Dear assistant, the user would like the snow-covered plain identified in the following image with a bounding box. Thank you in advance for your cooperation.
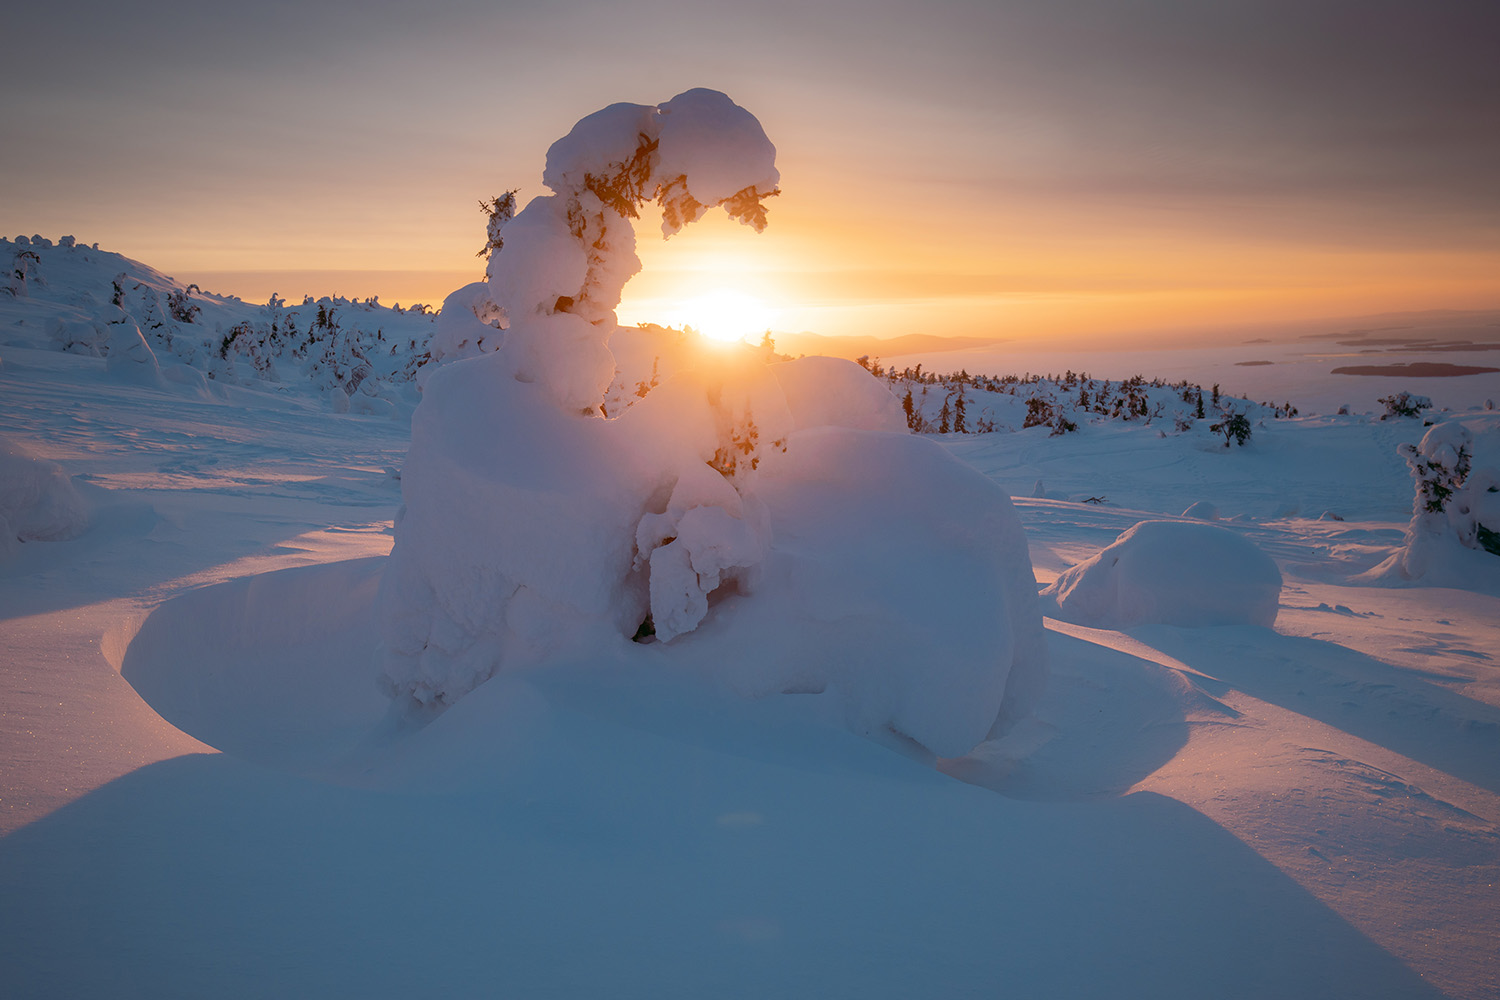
[4,242,1499,998]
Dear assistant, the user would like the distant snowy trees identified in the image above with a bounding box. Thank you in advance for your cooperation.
[5,248,41,298]
[1379,391,1433,420]
[852,357,1291,439]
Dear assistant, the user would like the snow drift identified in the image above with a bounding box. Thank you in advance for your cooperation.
[1042,520,1282,628]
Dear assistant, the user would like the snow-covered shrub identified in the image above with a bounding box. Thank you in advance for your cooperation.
[1379,391,1432,420]
[0,435,88,558]
[105,308,164,385]
[1041,520,1282,628]
[1383,421,1500,578]
[6,249,40,298]
[165,288,200,324]
[48,316,107,355]
[378,90,1046,758]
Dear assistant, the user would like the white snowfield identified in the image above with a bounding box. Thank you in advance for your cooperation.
[4,91,1500,996]
[4,259,1499,1000]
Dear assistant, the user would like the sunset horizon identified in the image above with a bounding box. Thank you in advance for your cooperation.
[7,1,1497,350]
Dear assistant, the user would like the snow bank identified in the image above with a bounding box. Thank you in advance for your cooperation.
[0,434,87,557]
[1042,520,1282,628]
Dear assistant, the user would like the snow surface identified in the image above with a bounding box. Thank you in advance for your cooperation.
[4,314,1500,995]
[4,219,1500,995]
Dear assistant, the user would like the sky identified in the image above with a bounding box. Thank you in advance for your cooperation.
[4,0,1498,346]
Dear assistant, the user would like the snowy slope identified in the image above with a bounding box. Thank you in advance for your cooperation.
[3,249,1500,997]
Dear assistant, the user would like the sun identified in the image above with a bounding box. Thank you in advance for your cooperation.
[675,288,776,344]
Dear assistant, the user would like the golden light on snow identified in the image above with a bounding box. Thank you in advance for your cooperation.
[670,288,777,344]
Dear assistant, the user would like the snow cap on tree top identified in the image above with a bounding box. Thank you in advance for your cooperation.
[655,88,780,206]
[540,88,779,228]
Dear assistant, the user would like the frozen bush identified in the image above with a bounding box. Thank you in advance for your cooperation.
[1379,392,1432,420]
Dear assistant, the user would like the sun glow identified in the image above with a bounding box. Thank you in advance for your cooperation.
[671,288,777,344]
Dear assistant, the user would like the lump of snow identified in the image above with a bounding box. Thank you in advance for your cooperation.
[422,281,505,377]
[1181,501,1218,520]
[770,356,905,433]
[1042,520,1282,628]
[0,435,87,557]
[48,317,106,356]
[693,426,1047,757]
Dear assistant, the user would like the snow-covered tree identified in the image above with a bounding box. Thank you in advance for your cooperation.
[1393,421,1500,576]
[1380,391,1433,420]
[376,90,1047,759]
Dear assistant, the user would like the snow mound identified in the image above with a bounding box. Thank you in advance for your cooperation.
[772,355,906,433]
[1182,500,1218,520]
[1042,520,1282,628]
[0,434,87,556]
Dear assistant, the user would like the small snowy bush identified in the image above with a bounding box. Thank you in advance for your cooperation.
[1379,391,1433,420]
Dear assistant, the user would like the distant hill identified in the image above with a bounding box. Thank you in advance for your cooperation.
[770,331,1005,361]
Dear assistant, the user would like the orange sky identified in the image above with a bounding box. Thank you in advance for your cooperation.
[6,1,1498,347]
